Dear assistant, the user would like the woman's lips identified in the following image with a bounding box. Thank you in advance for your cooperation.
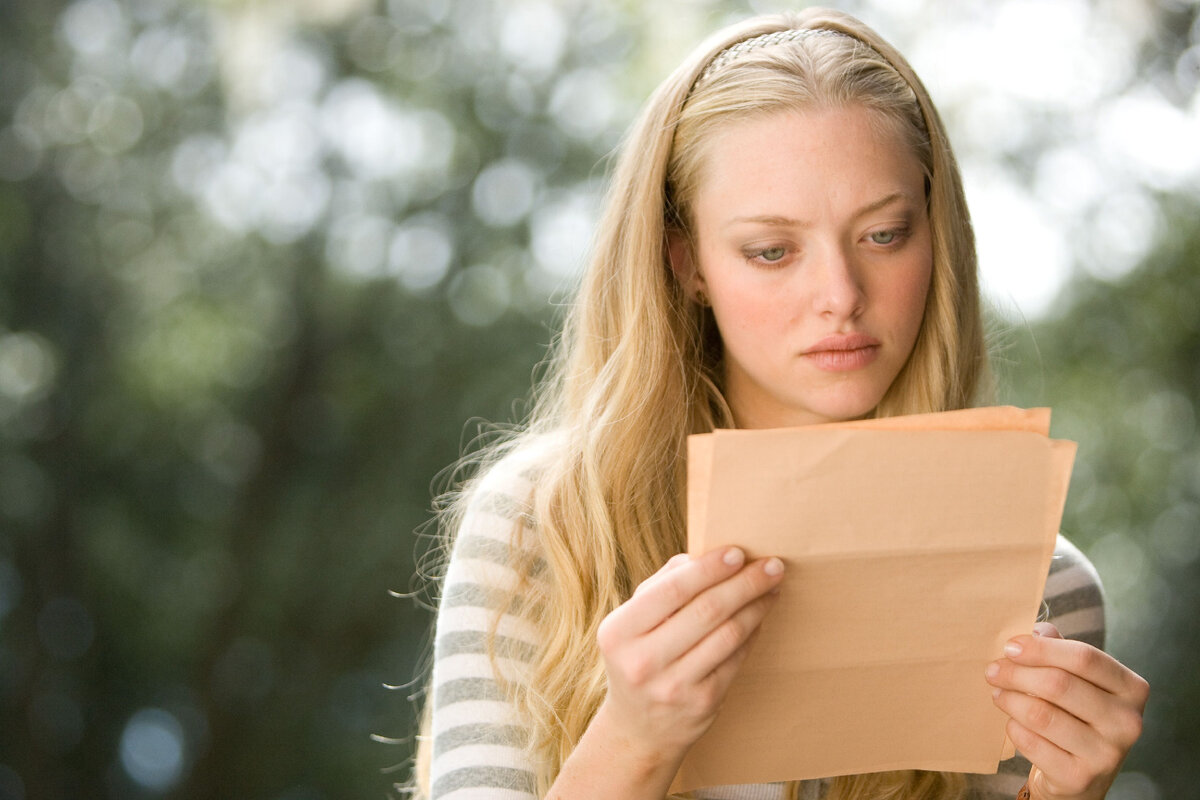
[801,334,881,371]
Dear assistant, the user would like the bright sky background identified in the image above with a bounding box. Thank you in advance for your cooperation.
[868,0,1200,319]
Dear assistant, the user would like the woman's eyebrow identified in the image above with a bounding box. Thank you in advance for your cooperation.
[723,213,806,229]
[722,191,913,229]
[854,191,910,218]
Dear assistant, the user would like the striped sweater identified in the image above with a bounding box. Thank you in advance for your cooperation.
[427,445,1106,800]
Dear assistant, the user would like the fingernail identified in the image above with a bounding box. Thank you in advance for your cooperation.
[1004,641,1022,657]
[992,687,1002,699]
[666,553,688,568]
[763,557,784,577]
[723,547,745,567]
[985,662,999,679]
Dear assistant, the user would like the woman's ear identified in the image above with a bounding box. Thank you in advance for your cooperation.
[666,230,707,303]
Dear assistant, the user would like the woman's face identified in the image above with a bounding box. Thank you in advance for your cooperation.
[672,105,933,429]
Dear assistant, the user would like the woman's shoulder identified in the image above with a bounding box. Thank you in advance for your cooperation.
[451,431,564,560]
[1050,534,1101,577]
[462,431,561,517]
[436,434,561,620]
[1045,534,1106,650]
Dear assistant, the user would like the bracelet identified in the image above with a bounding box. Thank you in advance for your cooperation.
[1017,783,1030,800]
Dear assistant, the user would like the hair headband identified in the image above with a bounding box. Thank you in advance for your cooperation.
[697,28,852,84]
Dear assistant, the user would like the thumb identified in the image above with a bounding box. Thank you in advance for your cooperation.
[1032,621,1063,640]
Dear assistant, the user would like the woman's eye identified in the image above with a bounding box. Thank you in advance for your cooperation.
[756,246,787,262]
[869,230,897,245]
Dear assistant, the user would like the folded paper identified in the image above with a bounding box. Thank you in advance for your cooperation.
[672,407,1075,792]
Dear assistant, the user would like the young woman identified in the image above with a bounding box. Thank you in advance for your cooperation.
[411,8,1148,800]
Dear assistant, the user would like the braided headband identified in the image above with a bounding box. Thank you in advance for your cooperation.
[697,28,853,84]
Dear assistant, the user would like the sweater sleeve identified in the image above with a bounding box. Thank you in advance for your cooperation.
[967,534,1107,800]
[427,453,546,800]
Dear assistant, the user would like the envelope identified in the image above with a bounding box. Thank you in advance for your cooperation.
[672,407,1075,792]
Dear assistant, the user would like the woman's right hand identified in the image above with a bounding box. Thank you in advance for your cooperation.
[593,546,785,767]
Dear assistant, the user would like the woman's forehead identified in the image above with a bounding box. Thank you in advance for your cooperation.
[690,106,925,221]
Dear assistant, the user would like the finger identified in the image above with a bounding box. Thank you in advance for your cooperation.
[660,552,690,572]
[1001,717,1096,799]
[696,620,767,701]
[654,557,784,673]
[986,656,1113,735]
[1000,634,1148,704]
[991,681,1100,761]
[999,693,1129,797]
[632,553,689,595]
[601,546,749,640]
[673,584,780,685]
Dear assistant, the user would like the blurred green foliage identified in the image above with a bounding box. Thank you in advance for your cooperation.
[999,195,1200,800]
[0,1,1197,799]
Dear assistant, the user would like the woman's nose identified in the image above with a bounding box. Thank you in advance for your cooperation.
[810,245,866,320]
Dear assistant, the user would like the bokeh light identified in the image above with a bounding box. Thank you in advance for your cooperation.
[118,708,187,792]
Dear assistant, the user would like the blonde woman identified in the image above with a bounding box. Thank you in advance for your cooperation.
[412,8,1147,800]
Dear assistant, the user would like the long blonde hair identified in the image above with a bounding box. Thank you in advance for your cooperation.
[414,8,986,799]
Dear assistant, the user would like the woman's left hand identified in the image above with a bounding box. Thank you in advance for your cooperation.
[985,622,1149,800]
